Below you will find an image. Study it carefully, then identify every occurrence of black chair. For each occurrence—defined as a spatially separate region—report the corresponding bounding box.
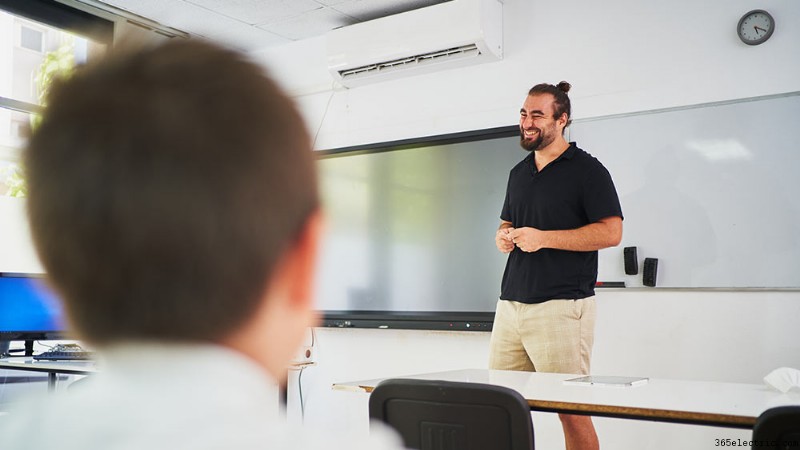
[752,406,800,450]
[369,378,535,450]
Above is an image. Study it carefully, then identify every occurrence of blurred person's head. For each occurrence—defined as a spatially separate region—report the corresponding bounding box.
[25,39,321,379]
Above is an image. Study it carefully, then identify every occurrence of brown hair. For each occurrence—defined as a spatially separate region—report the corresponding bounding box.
[528,81,572,130]
[25,40,318,345]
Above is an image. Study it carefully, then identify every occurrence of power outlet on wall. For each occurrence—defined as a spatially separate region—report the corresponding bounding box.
[300,345,314,363]
[292,328,315,363]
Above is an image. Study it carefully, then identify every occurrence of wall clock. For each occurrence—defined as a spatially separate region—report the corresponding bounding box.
[737,10,775,45]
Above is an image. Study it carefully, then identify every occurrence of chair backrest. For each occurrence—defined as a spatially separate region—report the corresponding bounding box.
[369,378,535,450]
[752,406,800,450]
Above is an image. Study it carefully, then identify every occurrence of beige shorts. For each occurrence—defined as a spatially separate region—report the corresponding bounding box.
[488,297,596,375]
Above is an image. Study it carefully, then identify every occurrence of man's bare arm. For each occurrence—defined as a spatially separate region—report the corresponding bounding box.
[508,216,622,253]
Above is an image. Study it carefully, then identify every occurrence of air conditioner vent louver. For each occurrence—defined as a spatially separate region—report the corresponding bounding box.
[339,44,481,81]
[326,0,502,87]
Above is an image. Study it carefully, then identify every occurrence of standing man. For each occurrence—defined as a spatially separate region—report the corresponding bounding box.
[490,82,623,450]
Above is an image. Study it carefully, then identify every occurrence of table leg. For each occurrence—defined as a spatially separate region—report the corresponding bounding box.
[48,372,57,392]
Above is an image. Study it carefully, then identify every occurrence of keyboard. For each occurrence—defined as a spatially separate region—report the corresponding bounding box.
[33,344,94,361]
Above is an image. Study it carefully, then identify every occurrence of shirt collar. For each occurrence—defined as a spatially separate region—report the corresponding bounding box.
[526,142,578,175]
[561,142,578,159]
[94,341,278,403]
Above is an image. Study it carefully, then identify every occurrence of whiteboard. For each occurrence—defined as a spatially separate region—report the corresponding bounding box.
[571,93,800,288]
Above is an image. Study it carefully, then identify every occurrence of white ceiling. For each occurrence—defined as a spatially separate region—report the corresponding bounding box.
[96,0,448,51]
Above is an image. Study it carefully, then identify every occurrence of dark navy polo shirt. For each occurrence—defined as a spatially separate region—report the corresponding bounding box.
[500,142,623,303]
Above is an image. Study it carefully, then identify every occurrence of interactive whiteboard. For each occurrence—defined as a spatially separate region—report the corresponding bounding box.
[315,93,800,329]
[571,93,800,288]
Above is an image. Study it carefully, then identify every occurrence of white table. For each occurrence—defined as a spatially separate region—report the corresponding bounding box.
[0,358,96,391]
[333,368,800,429]
[1,357,311,400]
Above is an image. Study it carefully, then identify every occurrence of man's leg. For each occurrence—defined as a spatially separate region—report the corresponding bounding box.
[520,297,598,450]
[559,414,599,450]
[488,299,534,371]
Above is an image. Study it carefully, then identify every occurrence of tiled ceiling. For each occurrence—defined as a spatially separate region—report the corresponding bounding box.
[96,0,449,50]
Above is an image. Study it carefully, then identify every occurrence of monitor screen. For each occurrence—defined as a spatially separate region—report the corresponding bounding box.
[314,127,524,330]
[0,273,65,339]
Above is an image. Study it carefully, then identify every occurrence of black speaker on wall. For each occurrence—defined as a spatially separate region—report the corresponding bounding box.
[643,258,658,287]
[623,247,638,275]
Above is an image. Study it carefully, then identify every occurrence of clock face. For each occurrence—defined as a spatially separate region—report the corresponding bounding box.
[738,10,775,45]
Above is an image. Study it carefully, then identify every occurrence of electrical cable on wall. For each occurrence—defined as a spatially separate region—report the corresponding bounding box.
[297,327,316,422]
[298,367,306,421]
[312,81,337,150]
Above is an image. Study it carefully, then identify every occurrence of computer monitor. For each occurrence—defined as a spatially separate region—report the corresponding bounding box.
[0,272,66,356]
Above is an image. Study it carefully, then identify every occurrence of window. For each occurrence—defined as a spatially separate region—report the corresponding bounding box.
[0,1,112,197]
[20,25,44,52]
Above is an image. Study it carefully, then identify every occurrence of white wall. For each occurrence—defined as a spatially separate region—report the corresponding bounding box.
[0,197,42,273]
[254,0,800,150]
[258,0,800,449]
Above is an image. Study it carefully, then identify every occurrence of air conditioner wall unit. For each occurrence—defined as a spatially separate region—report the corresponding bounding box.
[326,0,503,88]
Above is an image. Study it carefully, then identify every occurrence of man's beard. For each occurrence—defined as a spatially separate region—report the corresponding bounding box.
[519,128,549,152]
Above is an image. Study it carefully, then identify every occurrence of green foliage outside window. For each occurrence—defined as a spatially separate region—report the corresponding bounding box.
[32,42,77,127]
[3,41,77,198]
[2,165,27,197]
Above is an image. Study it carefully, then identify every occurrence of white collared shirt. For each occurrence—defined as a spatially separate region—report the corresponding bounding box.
[0,342,404,450]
